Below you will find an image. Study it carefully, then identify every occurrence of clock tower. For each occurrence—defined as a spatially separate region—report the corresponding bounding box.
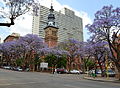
[44,4,58,47]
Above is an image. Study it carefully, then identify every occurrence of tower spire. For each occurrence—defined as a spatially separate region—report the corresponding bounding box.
[44,0,58,48]
[47,0,55,27]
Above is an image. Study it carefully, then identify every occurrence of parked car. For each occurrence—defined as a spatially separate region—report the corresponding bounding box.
[13,67,23,71]
[96,69,102,74]
[3,66,11,70]
[70,70,82,74]
[104,69,116,77]
[17,67,23,71]
[56,68,67,74]
[25,68,30,72]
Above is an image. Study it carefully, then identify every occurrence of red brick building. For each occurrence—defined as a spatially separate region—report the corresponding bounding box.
[4,33,20,42]
[44,26,58,47]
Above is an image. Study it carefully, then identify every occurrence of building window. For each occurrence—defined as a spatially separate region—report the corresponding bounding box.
[52,31,57,36]
[72,28,75,30]
[39,30,42,32]
[63,28,67,30]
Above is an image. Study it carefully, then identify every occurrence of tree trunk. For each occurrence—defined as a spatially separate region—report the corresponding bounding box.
[118,71,120,80]
[98,60,105,77]
[115,63,120,80]
[52,64,54,74]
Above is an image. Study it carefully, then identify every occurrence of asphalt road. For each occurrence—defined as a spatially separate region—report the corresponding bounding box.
[0,69,120,88]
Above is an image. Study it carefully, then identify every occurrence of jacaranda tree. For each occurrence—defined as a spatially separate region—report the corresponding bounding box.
[86,40,110,76]
[0,0,40,27]
[17,34,46,71]
[86,5,120,79]
[0,34,46,71]
[58,39,84,71]
[0,41,16,65]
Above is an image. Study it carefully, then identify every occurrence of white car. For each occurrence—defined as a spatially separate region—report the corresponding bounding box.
[70,70,82,74]
[3,66,11,69]
[14,67,23,71]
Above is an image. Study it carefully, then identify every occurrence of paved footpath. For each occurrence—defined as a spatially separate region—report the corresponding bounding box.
[84,75,120,83]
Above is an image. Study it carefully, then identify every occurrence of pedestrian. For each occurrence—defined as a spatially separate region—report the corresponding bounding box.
[92,69,96,78]
[54,68,57,74]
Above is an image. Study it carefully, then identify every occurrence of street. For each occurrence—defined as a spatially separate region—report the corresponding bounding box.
[0,69,120,88]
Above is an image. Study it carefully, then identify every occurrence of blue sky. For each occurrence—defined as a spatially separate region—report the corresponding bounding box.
[57,0,120,41]
[57,0,120,18]
[0,0,120,42]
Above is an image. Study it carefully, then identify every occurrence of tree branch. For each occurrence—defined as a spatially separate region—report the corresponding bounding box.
[0,17,14,27]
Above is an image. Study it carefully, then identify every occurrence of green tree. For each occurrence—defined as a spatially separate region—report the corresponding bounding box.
[57,56,67,68]
[15,58,23,66]
[44,54,57,73]
[84,59,95,71]
[44,54,57,68]
[44,54,67,73]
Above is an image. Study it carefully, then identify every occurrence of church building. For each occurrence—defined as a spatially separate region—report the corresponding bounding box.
[44,4,58,48]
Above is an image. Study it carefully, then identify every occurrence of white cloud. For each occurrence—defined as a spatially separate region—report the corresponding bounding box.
[9,0,62,37]
[39,0,62,11]
[2,0,92,41]
[10,13,32,36]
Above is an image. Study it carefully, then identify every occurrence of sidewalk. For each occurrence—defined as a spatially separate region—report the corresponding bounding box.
[84,76,120,83]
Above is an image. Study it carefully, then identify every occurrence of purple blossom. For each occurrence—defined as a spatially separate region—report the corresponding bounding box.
[0,0,40,27]
[86,5,120,43]
[2,0,40,18]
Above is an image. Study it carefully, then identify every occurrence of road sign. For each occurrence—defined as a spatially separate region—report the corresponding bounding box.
[40,62,48,68]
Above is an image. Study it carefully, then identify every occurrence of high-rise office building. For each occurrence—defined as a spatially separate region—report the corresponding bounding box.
[32,5,83,42]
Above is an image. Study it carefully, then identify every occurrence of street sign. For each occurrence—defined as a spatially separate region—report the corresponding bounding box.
[40,62,48,68]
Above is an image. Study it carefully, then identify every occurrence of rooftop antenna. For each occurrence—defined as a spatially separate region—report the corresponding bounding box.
[50,0,54,12]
